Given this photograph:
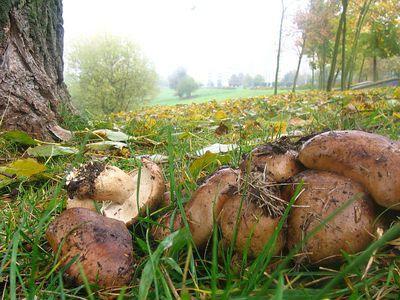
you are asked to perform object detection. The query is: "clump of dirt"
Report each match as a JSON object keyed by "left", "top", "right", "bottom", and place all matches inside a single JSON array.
[
  {"left": 66, "top": 161, "right": 106, "bottom": 199},
  {"left": 253, "top": 136, "right": 297, "bottom": 155},
  {"left": 238, "top": 171, "right": 286, "bottom": 218}
]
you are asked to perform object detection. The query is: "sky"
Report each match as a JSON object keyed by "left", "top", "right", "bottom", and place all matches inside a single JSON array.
[{"left": 63, "top": 0, "right": 309, "bottom": 84}]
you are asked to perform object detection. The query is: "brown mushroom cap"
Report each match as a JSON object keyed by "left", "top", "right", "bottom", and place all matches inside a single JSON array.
[
  {"left": 151, "top": 168, "right": 239, "bottom": 246},
  {"left": 240, "top": 143, "right": 303, "bottom": 182},
  {"left": 46, "top": 207, "right": 134, "bottom": 288},
  {"left": 185, "top": 167, "right": 239, "bottom": 246},
  {"left": 283, "top": 170, "right": 376, "bottom": 265},
  {"left": 219, "top": 189, "right": 286, "bottom": 257},
  {"left": 67, "top": 158, "right": 165, "bottom": 225},
  {"left": 151, "top": 210, "right": 184, "bottom": 242},
  {"left": 298, "top": 130, "right": 400, "bottom": 210}
]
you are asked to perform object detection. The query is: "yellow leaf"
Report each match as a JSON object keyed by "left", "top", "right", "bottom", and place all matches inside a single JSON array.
[
  {"left": 270, "top": 121, "right": 287, "bottom": 134},
  {"left": 5, "top": 158, "right": 46, "bottom": 177},
  {"left": 393, "top": 112, "right": 400, "bottom": 119},
  {"left": 215, "top": 110, "right": 227, "bottom": 120}
]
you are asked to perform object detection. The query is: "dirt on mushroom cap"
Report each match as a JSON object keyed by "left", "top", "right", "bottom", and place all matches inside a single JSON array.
[
  {"left": 66, "top": 158, "right": 165, "bottom": 225},
  {"left": 46, "top": 207, "right": 134, "bottom": 288},
  {"left": 238, "top": 171, "right": 286, "bottom": 218},
  {"left": 66, "top": 161, "right": 106, "bottom": 199},
  {"left": 240, "top": 139, "right": 303, "bottom": 183}
]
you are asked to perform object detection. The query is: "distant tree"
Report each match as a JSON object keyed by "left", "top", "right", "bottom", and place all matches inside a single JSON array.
[
  {"left": 360, "top": 0, "right": 400, "bottom": 81},
  {"left": 176, "top": 75, "right": 198, "bottom": 98},
  {"left": 243, "top": 74, "right": 254, "bottom": 88},
  {"left": 67, "top": 34, "right": 158, "bottom": 114},
  {"left": 381, "top": 56, "right": 400, "bottom": 78},
  {"left": 293, "top": 32, "right": 307, "bottom": 92},
  {"left": 217, "top": 79, "right": 222, "bottom": 88},
  {"left": 168, "top": 67, "right": 187, "bottom": 89},
  {"left": 228, "top": 74, "right": 240, "bottom": 87},
  {"left": 237, "top": 73, "right": 245, "bottom": 86},
  {"left": 207, "top": 80, "right": 215, "bottom": 88},
  {"left": 301, "top": 0, "right": 338, "bottom": 90},
  {"left": 253, "top": 74, "right": 266, "bottom": 87},
  {"left": 293, "top": 10, "right": 307, "bottom": 92},
  {"left": 280, "top": 71, "right": 296, "bottom": 87}
]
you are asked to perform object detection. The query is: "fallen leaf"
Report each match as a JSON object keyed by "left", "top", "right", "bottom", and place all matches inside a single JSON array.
[
  {"left": 49, "top": 125, "right": 73, "bottom": 141},
  {"left": 86, "top": 141, "right": 127, "bottom": 150},
  {"left": 135, "top": 154, "right": 169, "bottom": 163},
  {"left": 190, "top": 151, "right": 231, "bottom": 179},
  {"left": 27, "top": 145, "right": 78, "bottom": 157},
  {"left": 215, "top": 110, "right": 228, "bottom": 120},
  {"left": 92, "top": 129, "right": 131, "bottom": 142},
  {"left": 196, "top": 143, "right": 238, "bottom": 156},
  {"left": 5, "top": 158, "right": 46, "bottom": 177},
  {"left": 1, "top": 130, "right": 37, "bottom": 146}
]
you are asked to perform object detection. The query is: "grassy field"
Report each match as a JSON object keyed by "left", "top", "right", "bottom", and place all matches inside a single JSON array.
[
  {"left": 1, "top": 88, "right": 400, "bottom": 299},
  {"left": 149, "top": 87, "right": 289, "bottom": 106}
]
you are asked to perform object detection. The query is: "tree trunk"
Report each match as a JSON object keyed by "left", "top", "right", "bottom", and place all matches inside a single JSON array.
[
  {"left": 340, "top": 0, "right": 348, "bottom": 91},
  {"left": 292, "top": 33, "right": 306, "bottom": 93},
  {"left": 346, "top": 0, "right": 373, "bottom": 89},
  {"left": 274, "top": 0, "right": 285, "bottom": 96},
  {"left": 327, "top": 7, "right": 344, "bottom": 91},
  {"left": 0, "top": 0, "right": 73, "bottom": 141},
  {"left": 358, "top": 55, "right": 366, "bottom": 82},
  {"left": 334, "top": 66, "right": 340, "bottom": 86},
  {"left": 373, "top": 55, "right": 378, "bottom": 82}
]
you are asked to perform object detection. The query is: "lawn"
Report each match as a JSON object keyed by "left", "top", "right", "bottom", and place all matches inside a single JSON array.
[
  {"left": 149, "top": 87, "right": 290, "bottom": 106},
  {"left": 1, "top": 88, "right": 400, "bottom": 299}
]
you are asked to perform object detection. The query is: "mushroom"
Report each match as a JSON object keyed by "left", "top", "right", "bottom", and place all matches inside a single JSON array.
[
  {"left": 298, "top": 130, "right": 400, "bottom": 210},
  {"left": 219, "top": 172, "right": 286, "bottom": 257},
  {"left": 66, "top": 158, "right": 165, "bottom": 225},
  {"left": 283, "top": 170, "right": 376, "bottom": 265},
  {"left": 240, "top": 142, "right": 303, "bottom": 183},
  {"left": 46, "top": 207, "right": 134, "bottom": 288},
  {"left": 152, "top": 167, "right": 239, "bottom": 246}
]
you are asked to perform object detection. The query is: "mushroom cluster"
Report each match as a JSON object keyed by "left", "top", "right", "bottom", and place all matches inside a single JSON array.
[
  {"left": 46, "top": 130, "right": 400, "bottom": 289},
  {"left": 152, "top": 130, "right": 399, "bottom": 266}
]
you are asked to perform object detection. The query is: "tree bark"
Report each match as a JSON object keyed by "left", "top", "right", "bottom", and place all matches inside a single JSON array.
[{"left": 0, "top": 0, "right": 73, "bottom": 141}]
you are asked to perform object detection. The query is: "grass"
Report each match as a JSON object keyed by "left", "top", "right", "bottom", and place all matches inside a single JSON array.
[
  {"left": 149, "top": 87, "right": 290, "bottom": 106},
  {"left": 1, "top": 88, "right": 400, "bottom": 299}
]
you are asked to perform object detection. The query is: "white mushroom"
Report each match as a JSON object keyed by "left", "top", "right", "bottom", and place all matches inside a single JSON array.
[{"left": 66, "top": 158, "right": 165, "bottom": 225}]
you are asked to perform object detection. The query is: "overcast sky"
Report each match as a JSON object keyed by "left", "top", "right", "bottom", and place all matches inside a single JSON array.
[{"left": 63, "top": 0, "right": 309, "bottom": 83}]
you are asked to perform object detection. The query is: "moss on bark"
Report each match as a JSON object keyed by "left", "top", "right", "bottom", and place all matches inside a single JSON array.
[{"left": 0, "top": 0, "right": 12, "bottom": 42}]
